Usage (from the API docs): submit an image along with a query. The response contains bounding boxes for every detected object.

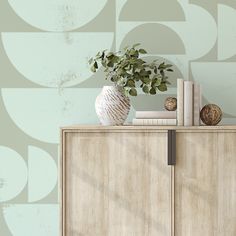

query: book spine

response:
[177,78,184,126]
[193,83,200,126]
[184,81,193,126]
[132,119,176,125]
[135,111,176,119]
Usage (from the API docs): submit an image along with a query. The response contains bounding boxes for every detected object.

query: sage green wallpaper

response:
[0,0,236,235]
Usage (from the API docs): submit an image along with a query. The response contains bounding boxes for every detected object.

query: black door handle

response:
[168,130,176,165]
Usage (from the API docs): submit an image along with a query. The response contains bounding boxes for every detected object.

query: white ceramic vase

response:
[95,86,131,126]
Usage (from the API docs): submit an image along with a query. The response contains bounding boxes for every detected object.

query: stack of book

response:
[177,78,202,126]
[132,110,177,125]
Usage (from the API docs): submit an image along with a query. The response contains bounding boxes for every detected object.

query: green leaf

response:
[101,60,107,67]
[88,58,93,64]
[133,43,141,48]
[142,77,151,84]
[129,88,137,96]
[154,78,162,86]
[150,87,156,95]
[158,62,165,69]
[90,65,96,73]
[139,49,147,54]
[154,67,158,74]
[167,68,174,72]
[94,61,98,69]
[142,85,149,94]
[107,61,114,67]
[127,79,135,87]
[106,52,114,58]
[158,83,167,92]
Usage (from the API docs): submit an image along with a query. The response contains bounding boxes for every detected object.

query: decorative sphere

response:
[200,104,222,126]
[164,97,177,111]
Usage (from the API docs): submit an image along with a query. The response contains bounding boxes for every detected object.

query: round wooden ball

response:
[200,104,222,126]
[164,97,177,111]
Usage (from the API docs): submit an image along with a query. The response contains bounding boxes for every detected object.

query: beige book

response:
[184,81,193,126]
[193,83,201,126]
[135,111,176,119]
[132,119,177,126]
[177,78,184,126]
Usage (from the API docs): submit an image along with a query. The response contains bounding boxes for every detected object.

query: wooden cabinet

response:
[175,131,236,236]
[61,126,236,236]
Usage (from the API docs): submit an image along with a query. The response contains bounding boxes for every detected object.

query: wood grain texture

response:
[62,131,172,236]
[61,125,236,132]
[175,132,236,236]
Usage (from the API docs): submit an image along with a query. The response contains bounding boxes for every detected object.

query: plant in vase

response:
[89,43,174,125]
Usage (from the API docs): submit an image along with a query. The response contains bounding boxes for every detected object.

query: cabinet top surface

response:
[61,124,236,131]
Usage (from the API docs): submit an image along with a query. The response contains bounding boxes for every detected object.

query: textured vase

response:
[95,86,131,125]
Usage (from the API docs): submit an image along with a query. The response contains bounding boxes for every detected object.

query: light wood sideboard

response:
[61,125,236,236]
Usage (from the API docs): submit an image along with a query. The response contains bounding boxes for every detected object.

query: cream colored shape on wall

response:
[1,88,101,144]
[0,146,27,202]
[7,0,108,31]
[218,4,236,60]
[28,146,58,202]
[1,32,114,87]
[191,62,236,117]
[3,204,59,236]
[163,2,217,60]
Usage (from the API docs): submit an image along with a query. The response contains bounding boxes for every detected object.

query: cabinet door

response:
[62,131,172,236]
[175,132,236,236]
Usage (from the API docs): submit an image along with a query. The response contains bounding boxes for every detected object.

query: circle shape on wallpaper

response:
[0,146,27,202]
[164,97,177,111]
[200,104,222,126]
[8,0,108,31]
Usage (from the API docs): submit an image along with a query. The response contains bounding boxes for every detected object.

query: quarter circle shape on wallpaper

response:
[28,146,58,203]
[191,62,236,117]
[3,204,59,236]
[7,0,108,32]
[1,32,114,88]
[1,88,102,144]
[162,2,217,61]
[120,23,185,55]
[0,146,27,202]
[218,4,236,60]
[119,0,185,21]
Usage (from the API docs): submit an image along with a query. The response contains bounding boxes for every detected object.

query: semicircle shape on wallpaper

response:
[1,32,114,88]
[119,23,185,55]
[119,0,185,21]
[1,88,102,143]
[7,0,108,31]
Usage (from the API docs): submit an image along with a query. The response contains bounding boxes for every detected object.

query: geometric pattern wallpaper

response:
[1,0,236,235]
